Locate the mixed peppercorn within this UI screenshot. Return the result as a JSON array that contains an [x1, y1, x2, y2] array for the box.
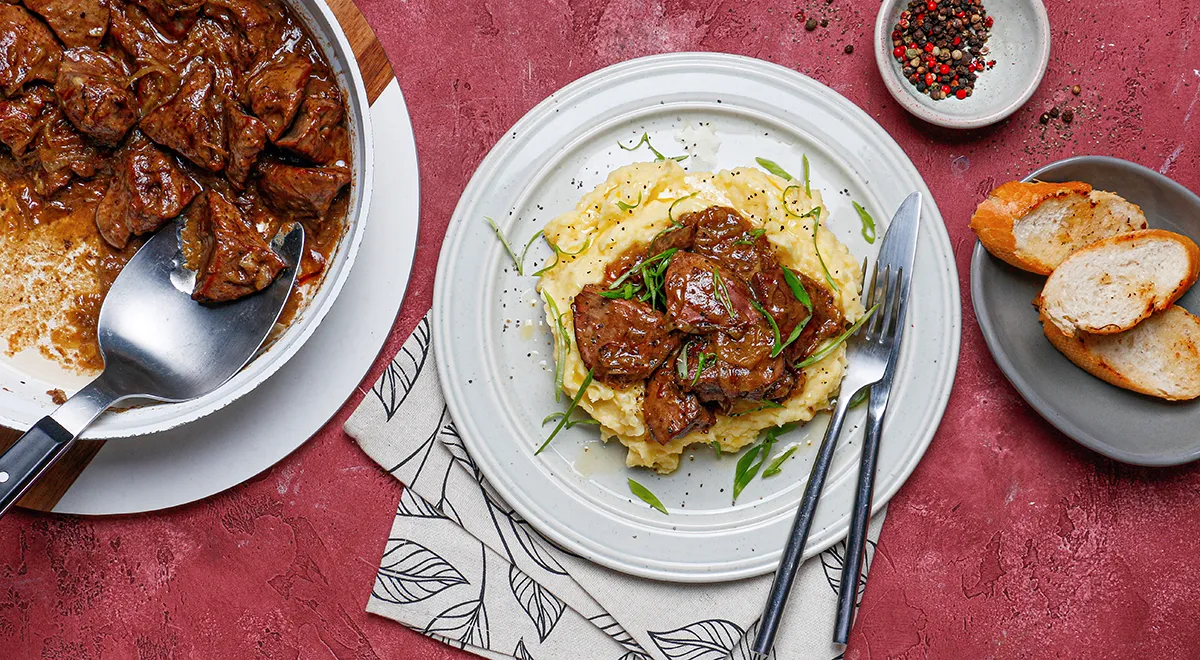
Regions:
[[890, 0, 995, 101]]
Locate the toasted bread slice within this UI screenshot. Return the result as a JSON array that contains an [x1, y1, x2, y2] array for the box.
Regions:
[[1042, 305, 1200, 400], [1035, 230, 1200, 337], [970, 181, 1147, 274]]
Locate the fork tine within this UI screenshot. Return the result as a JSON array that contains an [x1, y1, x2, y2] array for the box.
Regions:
[[879, 265, 899, 339], [861, 262, 880, 338], [867, 264, 889, 339], [886, 266, 905, 339]]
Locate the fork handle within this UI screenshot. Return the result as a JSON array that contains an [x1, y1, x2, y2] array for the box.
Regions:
[[752, 389, 858, 656], [832, 384, 889, 644]]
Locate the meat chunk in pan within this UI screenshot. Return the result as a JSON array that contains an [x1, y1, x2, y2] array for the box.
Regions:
[[226, 105, 267, 189], [571, 284, 681, 387], [130, 0, 202, 38], [24, 0, 109, 48], [0, 5, 62, 97], [686, 205, 775, 282], [140, 60, 228, 172], [276, 75, 347, 165], [664, 251, 757, 339], [56, 48, 138, 146], [245, 52, 311, 141], [28, 109, 100, 196], [257, 161, 349, 218], [95, 133, 200, 249], [190, 189, 287, 303], [0, 84, 54, 157], [644, 361, 715, 445]]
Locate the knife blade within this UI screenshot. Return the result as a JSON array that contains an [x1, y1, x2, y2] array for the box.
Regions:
[[832, 191, 921, 644]]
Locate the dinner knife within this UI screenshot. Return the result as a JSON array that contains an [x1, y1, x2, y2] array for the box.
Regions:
[[831, 191, 922, 645]]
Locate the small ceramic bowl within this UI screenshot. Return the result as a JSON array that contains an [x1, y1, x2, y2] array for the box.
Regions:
[[873, 0, 1051, 129]]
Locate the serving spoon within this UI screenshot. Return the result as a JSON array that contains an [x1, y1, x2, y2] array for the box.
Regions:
[[0, 222, 304, 517]]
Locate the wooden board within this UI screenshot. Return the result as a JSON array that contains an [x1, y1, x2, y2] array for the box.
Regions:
[[0, 0, 395, 513]]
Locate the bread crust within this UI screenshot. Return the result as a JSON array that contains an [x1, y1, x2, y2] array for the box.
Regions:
[[1033, 229, 1200, 336], [1041, 305, 1200, 401], [969, 180, 1093, 274]]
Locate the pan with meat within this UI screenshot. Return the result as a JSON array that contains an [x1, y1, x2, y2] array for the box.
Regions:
[[0, 0, 356, 375], [537, 161, 865, 474]]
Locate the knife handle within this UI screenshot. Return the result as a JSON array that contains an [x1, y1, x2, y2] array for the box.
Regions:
[[832, 387, 889, 644]]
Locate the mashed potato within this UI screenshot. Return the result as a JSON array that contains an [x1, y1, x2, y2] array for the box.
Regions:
[[537, 160, 864, 473]]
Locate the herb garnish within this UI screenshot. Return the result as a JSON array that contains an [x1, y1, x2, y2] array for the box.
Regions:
[[628, 478, 669, 515], [537, 369, 594, 455], [732, 423, 797, 502], [487, 216, 525, 275], [795, 304, 879, 369], [532, 237, 591, 277], [676, 340, 692, 380], [803, 155, 811, 198], [730, 400, 785, 416], [781, 187, 822, 220], [691, 352, 714, 386], [542, 291, 570, 401], [762, 445, 799, 478], [617, 191, 643, 212], [599, 282, 639, 300], [812, 212, 840, 292], [542, 411, 600, 428], [711, 440, 723, 454], [781, 267, 813, 310], [609, 248, 676, 291], [618, 133, 688, 162], [734, 228, 768, 246], [755, 157, 793, 180], [853, 201, 877, 244], [712, 268, 737, 319], [668, 192, 699, 226], [750, 299, 810, 358], [848, 387, 869, 408]]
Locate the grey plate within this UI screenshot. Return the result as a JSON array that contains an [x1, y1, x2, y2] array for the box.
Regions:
[[971, 155, 1200, 466]]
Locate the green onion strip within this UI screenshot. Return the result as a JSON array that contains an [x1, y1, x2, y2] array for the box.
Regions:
[[537, 369, 594, 455]]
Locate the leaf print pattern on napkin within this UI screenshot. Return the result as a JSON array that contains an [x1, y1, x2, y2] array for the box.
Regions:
[[396, 487, 444, 519], [648, 619, 744, 660], [424, 544, 490, 649], [373, 317, 430, 420], [728, 620, 775, 660], [509, 565, 566, 642], [588, 613, 650, 656], [820, 538, 876, 604], [373, 539, 467, 604], [514, 639, 536, 660], [481, 481, 570, 576]]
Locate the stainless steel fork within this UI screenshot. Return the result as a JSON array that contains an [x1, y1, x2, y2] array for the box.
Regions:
[[750, 254, 909, 657]]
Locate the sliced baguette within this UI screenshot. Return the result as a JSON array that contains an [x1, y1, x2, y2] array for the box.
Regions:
[[970, 181, 1147, 274], [1042, 305, 1200, 401], [1035, 230, 1200, 337]]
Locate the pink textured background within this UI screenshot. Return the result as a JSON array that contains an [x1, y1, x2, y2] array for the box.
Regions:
[[3, 0, 1200, 658]]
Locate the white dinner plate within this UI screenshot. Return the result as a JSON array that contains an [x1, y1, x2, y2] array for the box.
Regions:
[[434, 53, 960, 582]]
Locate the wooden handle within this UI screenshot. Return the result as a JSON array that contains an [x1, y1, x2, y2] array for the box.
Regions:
[[4, 0, 395, 513]]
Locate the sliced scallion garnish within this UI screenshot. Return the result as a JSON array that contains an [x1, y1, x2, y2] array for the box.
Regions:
[[794, 304, 879, 369], [668, 192, 699, 226], [617, 190, 643, 212], [749, 299, 783, 355], [618, 133, 687, 162], [542, 411, 600, 428], [711, 440, 723, 454], [599, 282, 638, 300], [676, 340, 693, 380], [542, 291, 569, 402], [712, 267, 737, 319], [691, 352, 714, 386], [734, 228, 767, 246], [853, 201, 877, 244], [762, 445, 799, 478], [609, 248, 677, 291], [532, 237, 591, 277], [537, 369, 594, 455], [848, 387, 869, 408], [803, 154, 811, 197], [755, 157, 793, 180], [487, 216, 524, 275], [781, 267, 812, 310], [628, 478, 668, 515], [812, 213, 840, 292], [732, 423, 797, 502]]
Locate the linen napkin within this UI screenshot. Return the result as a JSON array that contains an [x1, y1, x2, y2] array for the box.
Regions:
[[344, 314, 884, 660]]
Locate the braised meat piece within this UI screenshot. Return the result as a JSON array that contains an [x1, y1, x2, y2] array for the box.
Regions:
[[276, 75, 347, 164], [183, 19, 246, 101], [750, 266, 813, 347], [107, 0, 178, 65], [140, 60, 228, 172], [28, 110, 100, 196], [226, 106, 267, 189], [190, 190, 287, 303], [0, 5, 62, 97], [56, 48, 138, 146], [571, 284, 681, 387], [680, 322, 796, 406], [686, 206, 775, 282], [644, 361, 715, 444], [95, 133, 200, 248], [24, 0, 108, 48], [649, 216, 696, 254], [131, 0, 202, 38], [664, 251, 758, 339], [257, 161, 349, 218], [206, 0, 275, 52], [785, 271, 846, 364], [245, 53, 311, 141], [0, 84, 54, 157]]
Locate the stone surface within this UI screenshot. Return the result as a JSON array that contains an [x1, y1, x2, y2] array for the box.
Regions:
[[2, 0, 1199, 657]]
